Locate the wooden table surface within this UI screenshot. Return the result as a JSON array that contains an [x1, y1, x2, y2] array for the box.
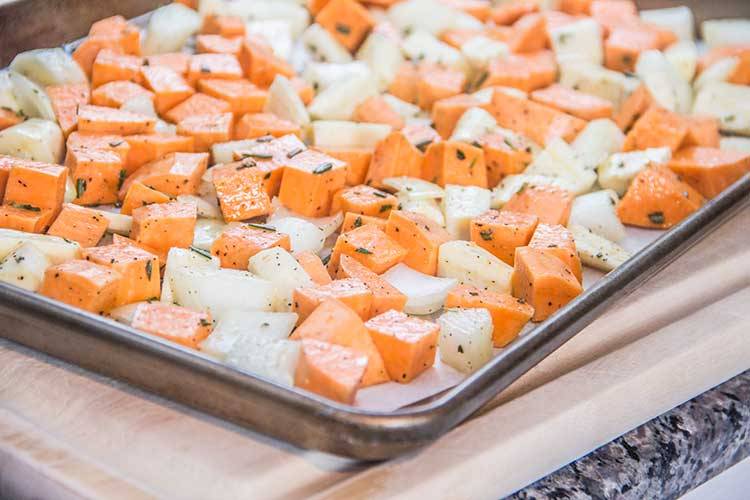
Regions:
[[0, 205, 748, 499]]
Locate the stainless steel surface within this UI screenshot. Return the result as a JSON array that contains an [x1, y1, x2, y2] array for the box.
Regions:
[[0, 0, 748, 460]]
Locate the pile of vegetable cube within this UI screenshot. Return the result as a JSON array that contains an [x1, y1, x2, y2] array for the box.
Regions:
[[0, 0, 748, 404]]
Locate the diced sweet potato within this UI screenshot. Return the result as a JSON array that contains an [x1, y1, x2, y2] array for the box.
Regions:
[[77, 105, 156, 135], [131, 302, 212, 349], [443, 0, 491, 21], [329, 224, 407, 275], [683, 116, 720, 148], [144, 53, 191, 76], [211, 223, 291, 269], [364, 310, 438, 383], [614, 84, 652, 132], [140, 66, 195, 115], [4, 160, 67, 211], [297, 251, 332, 285], [617, 165, 704, 229], [330, 185, 398, 218], [88, 15, 140, 55], [604, 27, 660, 73], [163, 93, 231, 124], [239, 36, 295, 88], [316, 147, 373, 186], [291, 77, 315, 105], [479, 132, 533, 187], [131, 201, 197, 257], [337, 254, 407, 316], [82, 243, 160, 306], [211, 162, 272, 221], [91, 81, 154, 108], [341, 212, 388, 233], [67, 148, 123, 206], [417, 66, 467, 111], [112, 233, 165, 267], [529, 223, 582, 283], [291, 298, 388, 386], [623, 107, 688, 153], [232, 134, 308, 197], [202, 15, 246, 38], [234, 113, 300, 140], [508, 13, 547, 53], [196, 34, 243, 56], [668, 147, 750, 199], [317, 0, 375, 52], [39, 259, 121, 314], [198, 78, 267, 115], [440, 29, 483, 49], [120, 182, 171, 216], [491, 0, 539, 25], [0, 205, 56, 233], [487, 90, 585, 146], [364, 131, 424, 189], [422, 141, 487, 188], [558, 0, 592, 15], [177, 113, 234, 153], [73, 39, 125, 80], [511, 246, 582, 322], [698, 45, 750, 85], [503, 184, 574, 226], [388, 62, 420, 104], [45, 83, 90, 136], [91, 49, 143, 88], [293, 278, 373, 321], [0, 109, 21, 131], [295, 338, 368, 404], [431, 94, 481, 139], [278, 149, 347, 217], [352, 96, 404, 129], [47, 203, 108, 247], [470, 209, 538, 265], [402, 123, 442, 151], [66, 132, 131, 165], [530, 84, 613, 121], [385, 210, 451, 276], [590, 0, 638, 34], [187, 53, 244, 86], [120, 152, 208, 198], [123, 134, 195, 174], [484, 51, 557, 93]]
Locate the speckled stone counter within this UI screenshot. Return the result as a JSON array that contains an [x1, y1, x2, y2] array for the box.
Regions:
[[511, 371, 750, 499]]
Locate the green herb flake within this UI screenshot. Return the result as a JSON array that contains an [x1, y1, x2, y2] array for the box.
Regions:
[[245, 151, 273, 159], [200, 65, 211, 73], [263, 172, 271, 180], [109, 140, 124, 148], [313, 162, 333, 174], [76, 178, 87, 199], [355, 247, 373, 255], [9, 202, 41, 212], [648, 211, 665, 225], [189, 246, 213, 259], [247, 222, 276, 232], [117, 169, 127, 190], [199, 318, 211, 327], [503, 137, 516, 150], [353, 216, 362, 228], [372, 191, 388, 198], [145, 260, 153, 280], [236, 158, 256, 170], [415, 139, 433, 152], [256, 135, 273, 143], [335, 23, 351, 35], [286, 146, 305, 159], [379, 204, 393, 213], [456, 149, 466, 161], [321, 253, 331, 265], [479, 229, 493, 241]]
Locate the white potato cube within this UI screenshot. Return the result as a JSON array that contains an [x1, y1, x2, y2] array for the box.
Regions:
[[356, 32, 404, 90], [381, 94, 421, 122], [559, 62, 639, 108], [246, 19, 294, 61], [0, 230, 79, 264], [10, 48, 87, 87], [264, 75, 310, 126], [301, 24, 352, 64], [270, 197, 344, 238], [142, 3, 202, 55], [402, 31, 467, 73], [720, 137, 750, 153], [569, 225, 631, 272], [524, 138, 597, 195], [8, 71, 55, 121], [450, 107, 497, 144], [191, 218, 226, 250], [550, 18, 603, 65], [241, 1, 310, 38], [693, 57, 738, 91], [0, 242, 51, 291], [0, 119, 63, 163], [248, 247, 312, 311], [0, 71, 21, 114], [388, 0, 482, 36], [160, 246, 220, 304], [702, 19, 750, 48], [311, 120, 391, 149], [640, 6, 694, 41], [308, 74, 378, 120], [461, 36, 509, 70], [438, 240, 512, 293], [177, 195, 221, 219], [572, 119, 625, 171], [635, 50, 692, 114], [302, 61, 370, 92], [271, 217, 325, 254], [200, 310, 298, 359], [381, 263, 457, 315], [397, 195, 446, 226], [598, 148, 672, 196], [383, 177, 444, 200], [438, 308, 493, 374], [442, 184, 491, 240], [693, 82, 750, 136], [568, 190, 626, 242], [88, 208, 132, 235], [225, 335, 301, 387], [664, 40, 697, 82]]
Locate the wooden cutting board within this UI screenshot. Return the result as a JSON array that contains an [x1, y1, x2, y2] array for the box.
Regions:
[[0, 206, 747, 499]]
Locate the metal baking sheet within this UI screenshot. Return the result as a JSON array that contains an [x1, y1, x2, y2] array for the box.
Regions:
[[0, 0, 748, 460]]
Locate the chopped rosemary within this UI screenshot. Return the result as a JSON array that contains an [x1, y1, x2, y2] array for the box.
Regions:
[[286, 146, 305, 159], [145, 260, 153, 280], [379, 204, 392, 213], [353, 216, 362, 228], [313, 162, 333, 174], [189, 246, 213, 259], [335, 23, 351, 35], [76, 178, 87, 198], [648, 211, 665, 225], [247, 222, 276, 232], [9, 202, 40, 212], [479, 229, 493, 241], [456, 149, 466, 160], [355, 247, 373, 255], [117, 169, 127, 190]]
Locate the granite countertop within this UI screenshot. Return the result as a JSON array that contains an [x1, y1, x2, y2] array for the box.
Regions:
[[511, 371, 750, 499]]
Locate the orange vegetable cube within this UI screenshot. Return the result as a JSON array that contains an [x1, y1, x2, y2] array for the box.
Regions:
[[67, 148, 123, 206], [111, 233, 165, 268], [683, 116, 720, 148], [422, 141, 487, 187], [508, 13, 548, 53], [504, 184, 574, 226], [0, 109, 22, 131], [388, 62, 420, 104], [72, 39, 124, 80], [66, 132, 131, 165], [291, 77, 315, 105], [294, 338, 368, 404], [210, 224, 291, 269], [231, 134, 308, 197], [511, 246, 582, 322], [122, 134, 195, 174], [445, 285, 534, 347], [385, 210, 451, 276], [431, 93, 482, 139], [484, 51, 557, 93], [698, 45, 750, 85], [176, 112, 234, 153], [45, 83, 90, 136], [0, 205, 56, 233], [364, 131, 424, 189], [479, 132, 534, 187], [336, 254, 407, 317], [352, 96, 404, 129], [91, 80, 154, 108], [88, 15, 140, 56], [330, 185, 398, 218], [442, 0, 491, 21], [316, 147, 373, 186], [668, 147, 750, 199], [187, 53, 243, 86], [202, 15, 246, 38], [239, 36, 296, 88], [623, 107, 688, 153], [402, 123, 442, 151], [4, 160, 67, 211], [131, 201, 197, 256], [296, 251, 332, 285], [47, 203, 108, 247], [82, 243, 160, 306], [416, 66, 467, 111], [316, 0, 375, 52], [278, 149, 347, 217], [604, 27, 661, 73], [491, 0, 539, 25], [364, 310, 438, 383], [529, 223, 582, 283], [617, 166, 704, 229], [91, 49, 143, 88], [76, 105, 156, 135], [120, 182, 171, 216], [291, 299, 388, 386], [293, 277, 373, 321], [329, 224, 407, 275], [131, 302, 212, 349], [590, 0, 638, 34], [211, 162, 272, 221], [40, 260, 121, 313], [470, 209, 538, 265], [530, 84, 613, 121], [198, 78, 267, 115], [614, 84, 652, 131], [144, 53, 191, 76], [195, 34, 243, 56], [120, 152, 208, 198], [341, 212, 387, 233], [140, 66, 195, 114], [163, 93, 231, 124], [234, 112, 301, 140]]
